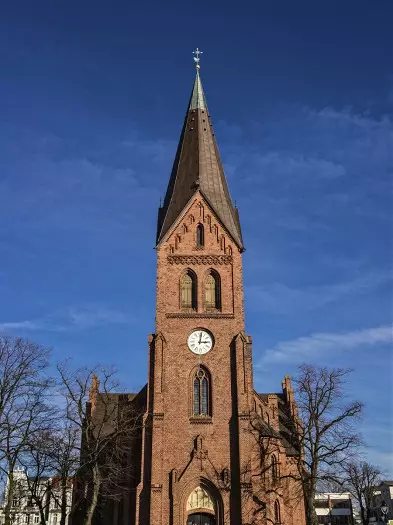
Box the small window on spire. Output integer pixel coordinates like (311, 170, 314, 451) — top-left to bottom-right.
(196, 224, 204, 247)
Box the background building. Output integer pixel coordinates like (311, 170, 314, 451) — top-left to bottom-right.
(369, 481, 393, 524)
(315, 493, 354, 525)
(0, 469, 73, 525)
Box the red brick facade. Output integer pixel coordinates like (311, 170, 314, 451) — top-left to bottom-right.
(134, 195, 306, 525)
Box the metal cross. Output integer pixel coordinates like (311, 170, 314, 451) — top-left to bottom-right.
(192, 48, 203, 69)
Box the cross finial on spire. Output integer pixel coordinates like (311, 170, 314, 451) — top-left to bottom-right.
(192, 48, 203, 70)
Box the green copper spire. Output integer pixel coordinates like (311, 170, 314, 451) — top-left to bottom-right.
(189, 71, 207, 110)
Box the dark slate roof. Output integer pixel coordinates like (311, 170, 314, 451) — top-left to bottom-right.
(156, 71, 243, 249)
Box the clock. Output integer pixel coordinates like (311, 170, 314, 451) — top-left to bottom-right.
(187, 329, 214, 355)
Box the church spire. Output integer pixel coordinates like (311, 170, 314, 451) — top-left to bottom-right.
(156, 53, 243, 250)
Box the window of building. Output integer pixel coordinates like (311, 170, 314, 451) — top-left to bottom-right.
(180, 270, 197, 310)
(314, 500, 329, 508)
(34, 516, 39, 524)
(271, 455, 279, 482)
(274, 500, 281, 523)
(193, 368, 211, 417)
(52, 515, 57, 525)
(196, 224, 204, 247)
(187, 486, 214, 511)
(205, 270, 221, 310)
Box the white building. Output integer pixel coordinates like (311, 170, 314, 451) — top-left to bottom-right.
(0, 469, 73, 525)
(315, 493, 354, 525)
(369, 481, 393, 524)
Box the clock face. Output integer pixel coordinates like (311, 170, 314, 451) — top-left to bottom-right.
(187, 329, 213, 355)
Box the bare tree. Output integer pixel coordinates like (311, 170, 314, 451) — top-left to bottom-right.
(49, 423, 80, 525)
(0, 335, 53, 525)
(241, 404, 305, 525)
(57, 363, 142, 525)
(19, 430, 54, 525)
(293, 365, 363, 525)
(342, 460, 382, 525)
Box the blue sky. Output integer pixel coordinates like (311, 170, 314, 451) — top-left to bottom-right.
(0, 2, 392, 473)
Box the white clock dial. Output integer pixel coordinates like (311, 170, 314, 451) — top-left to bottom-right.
(187, 329, 213, 355)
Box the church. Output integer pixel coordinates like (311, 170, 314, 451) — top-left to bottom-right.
(82, 56, 306, 525)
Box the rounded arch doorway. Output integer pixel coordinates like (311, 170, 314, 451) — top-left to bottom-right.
(186, 486, 216, 525)
(187, 514, 216, 525)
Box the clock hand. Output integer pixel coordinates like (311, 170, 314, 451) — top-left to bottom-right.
(198, 332, 202, 344)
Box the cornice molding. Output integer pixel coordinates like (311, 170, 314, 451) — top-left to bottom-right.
(167, 255, 232, 265)
(166, 313, 234, 319)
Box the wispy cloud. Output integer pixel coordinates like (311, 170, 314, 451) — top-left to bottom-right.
(246, 272, 391, 315)
(258, 325, 392, 366)
(0, 304, 132, 333)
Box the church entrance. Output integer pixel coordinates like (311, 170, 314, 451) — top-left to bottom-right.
(186, 513, 216, 525)
(186, 486, 216, 525)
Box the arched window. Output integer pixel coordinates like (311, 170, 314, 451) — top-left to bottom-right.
(196, 224, 204, 247)
(193, 368, 211, 416)
(271, 455, 279, 482)
(187, 486, 214, 512)
(205, 270, 221, 310)
(180, 270, 197, 310)
(274, 500, 281, 523)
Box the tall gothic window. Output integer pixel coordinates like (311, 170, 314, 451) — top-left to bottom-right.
(196, 223, 204, 247)
(180, 270, 197, 310)
(274, 500, 281, 523)
(271, 455, 279, 482)
(205, 270, 221, 310)
(193, 368, 211, 416)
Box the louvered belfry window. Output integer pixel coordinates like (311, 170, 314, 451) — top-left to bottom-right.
(181, 271, 197, 310)
(193, 368, 210, 416)
(205, 271, 221, 310)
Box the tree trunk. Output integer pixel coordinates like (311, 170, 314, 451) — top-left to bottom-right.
(4, 469, 14, 525)
(60, 476, 68, 525)
(305, 494, 319, 525)
(38, 501, 47, 525)
(360, 505, 367, 525)
(83, 466, 100, 525)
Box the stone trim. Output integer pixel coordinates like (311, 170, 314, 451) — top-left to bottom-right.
(168, 255, 232, 265)
(166, 313, 234, 319)
(189, 416, 213, 424)
(239, 413, 251, 421)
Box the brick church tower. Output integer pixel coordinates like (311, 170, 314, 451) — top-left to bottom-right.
(133, 64, 306, 525)
(79, 59, 306, 525)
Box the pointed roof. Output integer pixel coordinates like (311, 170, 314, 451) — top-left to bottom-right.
(156, 71, 243, 249)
